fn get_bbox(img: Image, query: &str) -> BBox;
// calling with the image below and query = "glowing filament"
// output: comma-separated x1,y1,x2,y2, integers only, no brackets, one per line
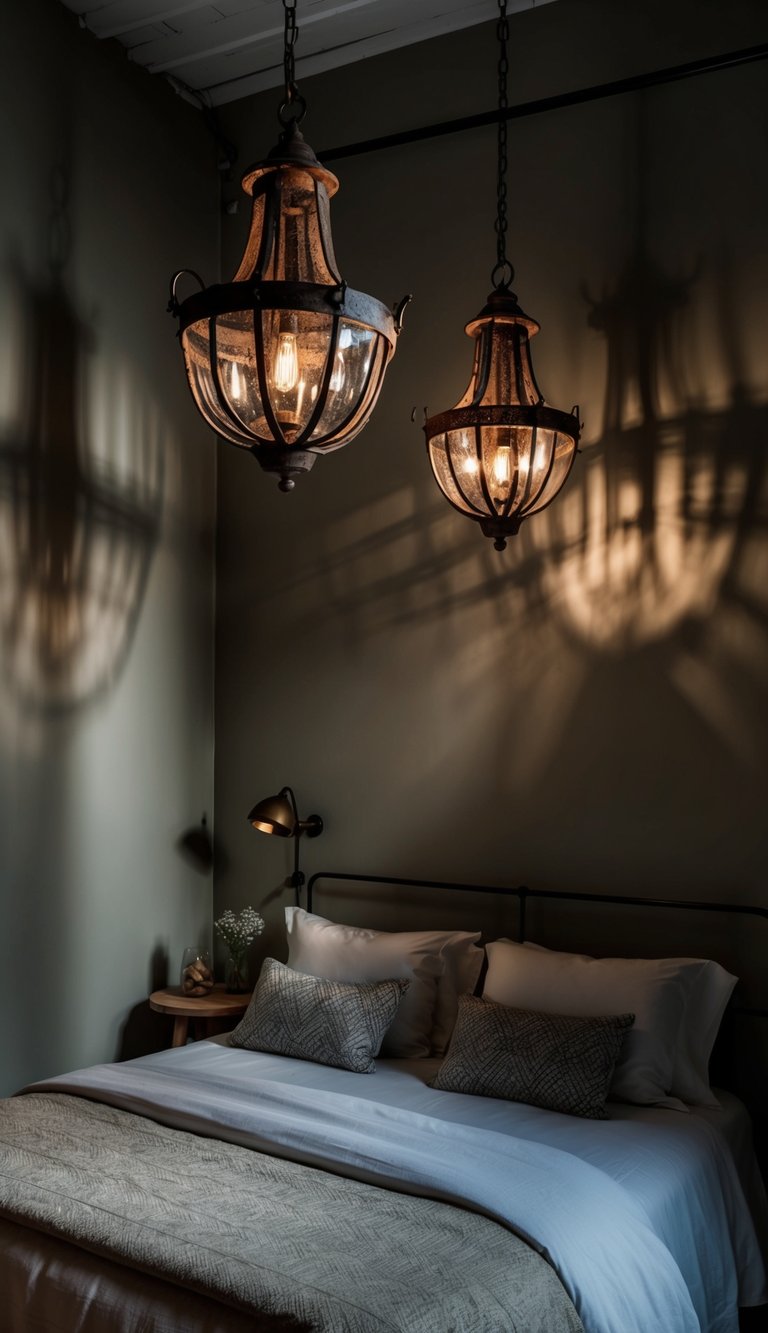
493,445,511,487
273,333,299,392
230,360,242,401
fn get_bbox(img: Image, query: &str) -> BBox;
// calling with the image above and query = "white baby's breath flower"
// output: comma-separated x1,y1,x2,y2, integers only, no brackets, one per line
214,906,265,958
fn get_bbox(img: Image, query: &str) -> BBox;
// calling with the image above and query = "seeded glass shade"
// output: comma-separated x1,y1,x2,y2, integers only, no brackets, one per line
425,289,580,549
171,125,405,490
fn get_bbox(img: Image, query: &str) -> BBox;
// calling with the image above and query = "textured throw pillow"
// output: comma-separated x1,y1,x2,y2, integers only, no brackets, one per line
230,957,408,1074
286,907,452,1058
483,939,708,1110
431,994,634,1119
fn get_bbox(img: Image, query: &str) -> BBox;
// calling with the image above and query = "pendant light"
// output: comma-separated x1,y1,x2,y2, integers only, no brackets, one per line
169,0,409,492
424,0,580,549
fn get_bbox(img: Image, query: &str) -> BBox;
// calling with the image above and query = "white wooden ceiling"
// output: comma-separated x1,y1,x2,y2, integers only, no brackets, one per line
60,0,556,107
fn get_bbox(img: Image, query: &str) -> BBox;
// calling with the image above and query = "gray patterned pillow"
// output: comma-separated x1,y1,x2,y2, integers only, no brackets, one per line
431,994,634,1119
230,957,409,1074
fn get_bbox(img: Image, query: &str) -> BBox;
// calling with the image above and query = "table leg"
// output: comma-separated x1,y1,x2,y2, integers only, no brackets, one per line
171,1016,189,1047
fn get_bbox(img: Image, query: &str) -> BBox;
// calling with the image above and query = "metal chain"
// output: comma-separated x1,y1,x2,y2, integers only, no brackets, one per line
278,0,307,126
491,0,514,291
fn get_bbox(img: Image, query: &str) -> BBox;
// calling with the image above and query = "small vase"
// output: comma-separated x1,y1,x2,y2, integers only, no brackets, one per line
225,954,249,993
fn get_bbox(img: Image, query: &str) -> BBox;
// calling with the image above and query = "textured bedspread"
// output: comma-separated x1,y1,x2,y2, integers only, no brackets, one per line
8,1046,717,1333
0,1091,582,1333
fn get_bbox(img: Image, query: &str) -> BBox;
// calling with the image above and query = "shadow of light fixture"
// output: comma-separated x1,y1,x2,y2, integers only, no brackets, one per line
524,245,765,655
521,92,768,656
0,163,162,712
247,785,323,903
169,0,409,493
424,0,580,550
177,813,214,873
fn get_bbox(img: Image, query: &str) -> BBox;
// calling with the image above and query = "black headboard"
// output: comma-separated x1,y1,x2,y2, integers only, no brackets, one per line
307,871,767,1000
306,871,768,1140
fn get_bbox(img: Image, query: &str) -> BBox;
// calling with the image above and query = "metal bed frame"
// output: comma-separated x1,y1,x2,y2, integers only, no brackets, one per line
306,871,768,1019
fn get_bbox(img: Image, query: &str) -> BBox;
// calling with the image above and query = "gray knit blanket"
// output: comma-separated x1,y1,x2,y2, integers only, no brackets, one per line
0,1091,582,1332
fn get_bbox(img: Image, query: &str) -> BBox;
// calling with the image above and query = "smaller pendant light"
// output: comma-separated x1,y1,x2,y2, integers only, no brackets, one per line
424,0,580,549
169,0,409,491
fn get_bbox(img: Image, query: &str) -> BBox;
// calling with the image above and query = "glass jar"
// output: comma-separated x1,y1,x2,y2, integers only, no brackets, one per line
179,948,214,996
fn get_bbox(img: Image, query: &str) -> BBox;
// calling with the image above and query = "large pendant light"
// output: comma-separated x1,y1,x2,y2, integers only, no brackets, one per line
424,0,580,549
169,0,409,491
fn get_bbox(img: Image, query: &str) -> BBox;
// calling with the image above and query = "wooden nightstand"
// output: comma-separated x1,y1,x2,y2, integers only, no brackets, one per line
149,984,252,1048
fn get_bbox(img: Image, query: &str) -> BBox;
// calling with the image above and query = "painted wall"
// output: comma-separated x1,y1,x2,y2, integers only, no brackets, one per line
0,0,218,1093
213,0,768,1017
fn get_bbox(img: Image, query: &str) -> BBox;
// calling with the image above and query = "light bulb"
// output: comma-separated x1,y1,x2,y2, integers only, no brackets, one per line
493,444,511,487
273,332,299,392
462,455,479,475
230,360,242,402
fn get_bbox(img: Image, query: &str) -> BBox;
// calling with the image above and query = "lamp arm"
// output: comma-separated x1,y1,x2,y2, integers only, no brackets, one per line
292,835,304,906
281,786,300,825
276,786,302,904
279,788,322,904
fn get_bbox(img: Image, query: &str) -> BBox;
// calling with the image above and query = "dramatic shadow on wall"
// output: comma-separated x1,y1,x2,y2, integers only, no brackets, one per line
270,246,768,660
0,162,162,716
527,253,767,657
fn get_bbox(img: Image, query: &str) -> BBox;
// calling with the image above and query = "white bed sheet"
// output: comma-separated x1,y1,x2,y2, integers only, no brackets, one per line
24,1039,767,1333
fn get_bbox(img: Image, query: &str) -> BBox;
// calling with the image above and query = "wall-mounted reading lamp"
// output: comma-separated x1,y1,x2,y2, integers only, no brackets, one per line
247,786,323,904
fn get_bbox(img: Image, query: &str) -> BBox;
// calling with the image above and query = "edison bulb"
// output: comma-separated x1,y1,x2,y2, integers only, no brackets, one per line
273,332,300,392
493,445,511,487
230,360,243,402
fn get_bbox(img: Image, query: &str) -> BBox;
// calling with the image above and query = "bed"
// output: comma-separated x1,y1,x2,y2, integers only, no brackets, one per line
1,875,767,1333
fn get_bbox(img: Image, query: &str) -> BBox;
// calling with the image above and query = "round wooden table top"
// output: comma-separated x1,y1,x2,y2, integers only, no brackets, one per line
149,983,252,1018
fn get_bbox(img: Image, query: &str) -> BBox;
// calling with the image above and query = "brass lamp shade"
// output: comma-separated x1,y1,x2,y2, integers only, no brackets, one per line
424,288,580,550
247,786,323,839
171,124,408,491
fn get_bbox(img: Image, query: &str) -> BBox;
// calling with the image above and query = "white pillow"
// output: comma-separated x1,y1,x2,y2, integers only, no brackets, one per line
286,908,483,1057
286,908,447,1058
519,943,737,1108
483,939,709,1110
430,933,484,1055
670,959,737,1107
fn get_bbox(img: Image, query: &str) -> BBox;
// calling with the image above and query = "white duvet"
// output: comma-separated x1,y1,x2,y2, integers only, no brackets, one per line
32,1040,767,1333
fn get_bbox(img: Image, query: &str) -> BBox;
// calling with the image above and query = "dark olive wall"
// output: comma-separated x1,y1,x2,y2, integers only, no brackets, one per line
212,0,767,990
0,0,218,1092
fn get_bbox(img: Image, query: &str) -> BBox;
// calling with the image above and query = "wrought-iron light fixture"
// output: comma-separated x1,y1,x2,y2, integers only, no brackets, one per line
169,0,409,492
424,0,580,550
247,785,323,902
